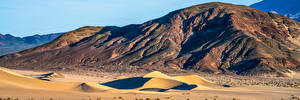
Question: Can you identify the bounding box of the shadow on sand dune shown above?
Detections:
[0,67,216,93]
[101,77,152,89]
[101,76,198,92]
[171,84,198,90]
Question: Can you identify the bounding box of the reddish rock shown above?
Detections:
[0,2,299,76]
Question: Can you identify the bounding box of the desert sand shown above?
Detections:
[0,67,299,100]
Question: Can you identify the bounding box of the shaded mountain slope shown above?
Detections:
[0,2,299,76]
[0,33,62,56]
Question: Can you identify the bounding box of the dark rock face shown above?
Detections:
[0,2,299,76]
[0,33,62,56]
[250,0,300,21]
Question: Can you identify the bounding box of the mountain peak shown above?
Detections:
[0,2,299,77]
[0,33,62,56]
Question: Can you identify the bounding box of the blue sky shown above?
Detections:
[0,0,261,37]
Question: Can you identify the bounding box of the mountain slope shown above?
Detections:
[250,0,300,21]
[0,2,299,76]
[0,33,62,56]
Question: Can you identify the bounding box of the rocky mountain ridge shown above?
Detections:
[0,2,299,77]
[0,33,62,55]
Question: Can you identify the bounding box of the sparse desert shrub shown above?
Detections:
[182,92,190,95]
[5,97,12,100]
[154,98,160,100]
[290,96,300,100]
[170,97,175,100]
[199,73,300,88]
[166,96,173,99]
[213,96,218,100]
[96,97,101,100]
[146,98,151,100]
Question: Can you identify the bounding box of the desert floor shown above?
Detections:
[0,68,299,100]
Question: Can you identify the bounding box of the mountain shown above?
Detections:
[250,0,300,21]
[0,2,299,76]
[0,33,62,56]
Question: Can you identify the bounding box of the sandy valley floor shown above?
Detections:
[0,67,299,100]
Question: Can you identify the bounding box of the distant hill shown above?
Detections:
[250,0,300,21]
[0,33,62,55]
[0,2,299,77]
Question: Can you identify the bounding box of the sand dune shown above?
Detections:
[0,67,216,93]
[75,82,115,92]
[0,67,110,92]
[143,71,172,79]
[145,71,215,86]
[37,72,65,81]
[102,71,216,92]
[144,71,216,89]
[40,72,64,79]
[0,67,75,90]
[1,67,299,100]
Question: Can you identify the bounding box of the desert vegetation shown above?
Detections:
[199,73,300,88]
[55,65,300,89]
[0,95,300,100]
